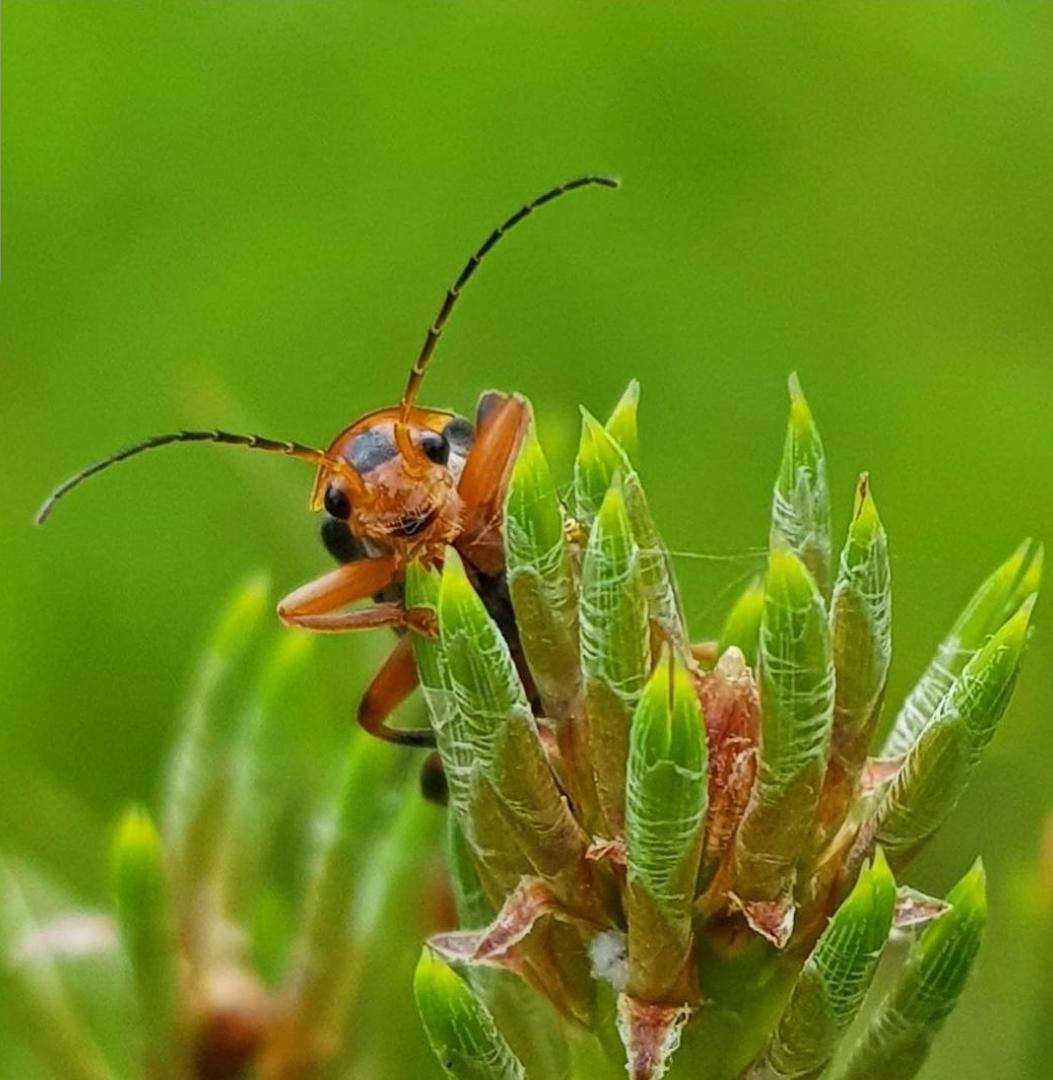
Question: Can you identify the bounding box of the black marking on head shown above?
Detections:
[345,428,397,474]
[442,415,474,457]
[321,516,368,564]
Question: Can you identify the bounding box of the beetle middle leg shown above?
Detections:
[358,636,435,748]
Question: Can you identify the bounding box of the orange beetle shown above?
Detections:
[38,175,618,749]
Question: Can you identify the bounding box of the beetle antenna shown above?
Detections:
[36,429,365,525]
[395,173,619,461]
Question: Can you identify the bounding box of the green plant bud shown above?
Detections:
[819,476,891,844]
[625,653,707,1001]
[604,378,641,469]
[733,549,834,928]
[580,479,650,835]
[837,860,987,1080]
[577,404,685,643]
[414,948,526,1080]
[884,538,1042,758]
[875,598,1034,869]
[438,550,593,910]
[288,732,408,1034]
[574,407,628,529]
[162,572,270,891]
[217,632,319,915]
[111,808,187,1079]
[504,427,582,719]
[757,850,896,1079]
[771,374,831,598]
[719,576,765,668]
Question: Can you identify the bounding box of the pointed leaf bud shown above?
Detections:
[884,538,1042,757]
[581,479,650,834]
[839,861,987,1080]
[414,948,526,1079]
[818,475,892,844]
[771,374,831,598]
[758,850,896,1078]
[875,598,1034,869]
[732,550,834,940]
[625,652,708,1002]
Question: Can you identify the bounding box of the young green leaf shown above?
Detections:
[414,948,526,1080]
[580,478,650,835]
[604,378,641,469]
[504,427,582,720]
[719,576,765,668]
[836,861,987,1080]
[818,475,891,844]
[883,539,1042,758]
[162,572,270,894]
[111,809,187,1079]
[770,374,831,598]
[438,550,593,911]
[756,851,896,1079]
[874,598,1034,869]
[732,549,834,942]
[625,652,707,1002]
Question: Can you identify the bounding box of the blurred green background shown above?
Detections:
[2,2,1052,1076]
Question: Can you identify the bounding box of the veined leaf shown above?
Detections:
[770,374,831,598]
[836,861,987,1080]
[580,478,650,835]
[733,549,834,935]
[818,475,891,844]
[625,652,707,1002]
[883,538,1041,758]
[414,948,525,1080]
[756,851,895,1079]
[875,598,1033,869]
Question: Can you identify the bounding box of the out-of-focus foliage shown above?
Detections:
[3,4,1053,1078]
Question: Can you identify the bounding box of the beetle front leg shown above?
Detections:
[277,556,436,635]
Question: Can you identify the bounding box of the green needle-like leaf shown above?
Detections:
[285,733,404,1037]
[733,549,834,925]
[884,538,1042,758]
[719,576,765,668]
[874,597,1034,869]
[504,427,583,720]
[574,407,628,530]
[580,478,650,835]
[414,949,526,1080]
[757,851,896,1079]
[162,573,270,895]
[836,861,987,1080]
[604,378,641,469]
[819,476,891,844]
[438,550,592,910]
[771,374,831,598]
[576,401,685,641]
[625,652,707,1002]
[111,808,187,1079]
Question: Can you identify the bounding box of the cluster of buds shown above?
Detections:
[411,377,1039,1080]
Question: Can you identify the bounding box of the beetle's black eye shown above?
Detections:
[419,431,449,466]
[324,484,351,520]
